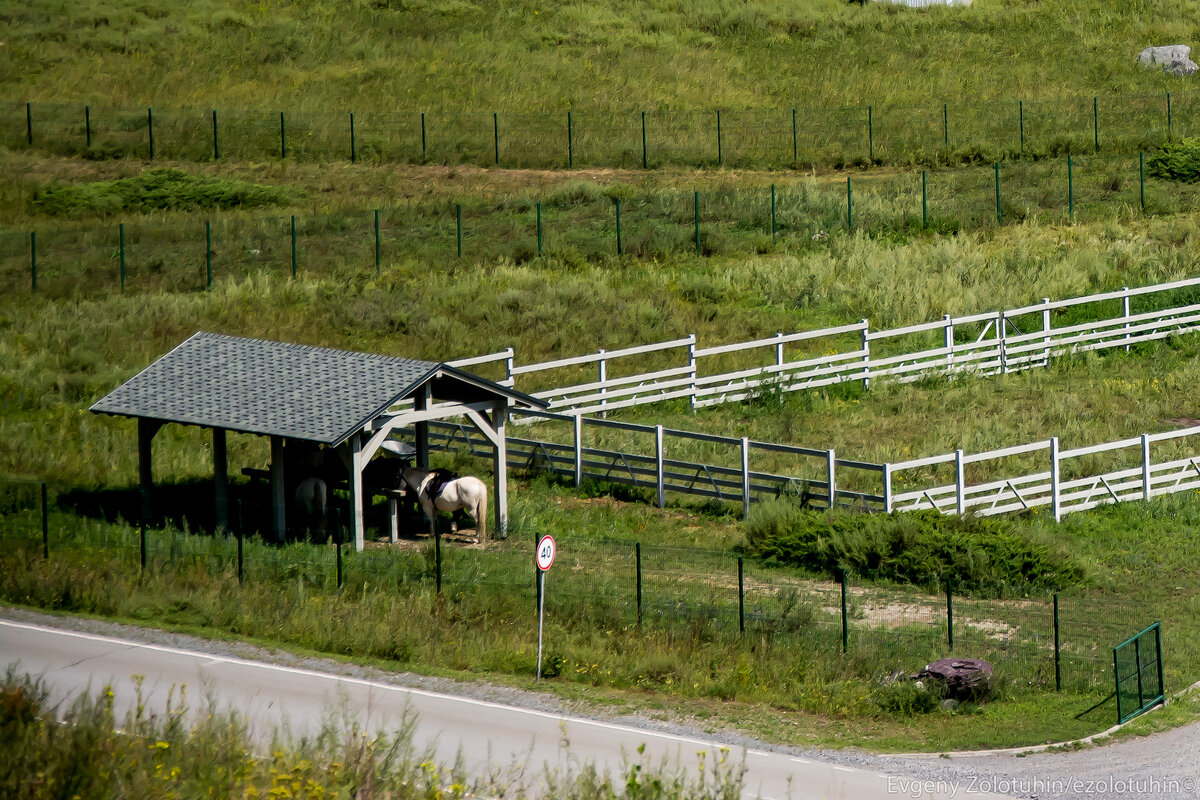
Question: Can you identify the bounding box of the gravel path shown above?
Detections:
[6,606,1198,799]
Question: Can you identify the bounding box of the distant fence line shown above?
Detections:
[4,152,1192,299]
[4,89,1196,170]
[451,276,1200,417]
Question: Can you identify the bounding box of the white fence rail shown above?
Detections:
[455,277,1200,417]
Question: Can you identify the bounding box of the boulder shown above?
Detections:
[911,658,993,702]
[1139,45,1199,76]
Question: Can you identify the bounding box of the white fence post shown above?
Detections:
[655,424,665,509]
[573,414,583,487]
[827,449,837,510]
[955,448,965,515]
[943,314,954,374]
[883,463,893,513]
[505,349,515,388]
[1050,436,1061,522]
[860,319,870,389]
[741,437,751,520]
[775,332,784,366]
[1142,432,1151,502]
[688,336,698,411]
[1042,298,1051,366]
[1123,287,1132,352]
[596,349,607,417]
[998,312,1008,374]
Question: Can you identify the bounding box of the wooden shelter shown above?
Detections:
[90,332,545,550]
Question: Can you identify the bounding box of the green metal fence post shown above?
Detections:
[922,170,928,227]
[567,111,573,168]
[716,109,723,166]
[867,104,874,161]
[635,542,643,628]
[946,575,954,650]
[420,112,426,160]
[694,191,700,255]
[147,107,154,160]
[1068,154,1074,222]
[791,106,798,164]
[140,523,147,572]
[840,567,849,654]
[205,220,212,289]
[212,109,219,160]
[1019,100,1025,152]
[641,110,648,169]
[1093,96,1099,153]
[349,112,356,163]
[280,111,286,159]
[1113,647,1123,723]
[290,215,297,277]
[846,176,852,229]
[1155,624,1164,701]
[943,102,949,148]
[435,527,442,594]
[85,105,91,148]
[770,183,777,243]
[41,482,49,560]
[119,223,126,292]
[737,555,744,633]
[1140,151,1146,211]
[1167,92,1173,137]
[615,197,623,255]
[994,162,1001,225]
[26,101,32,147]
[374,209,381,273]
[1135,636,1144,708]
[456,204,463,259]
[1053,592,1061,691]
[536,202,542,255]
[493,111,500,165]
[29,231,36,295]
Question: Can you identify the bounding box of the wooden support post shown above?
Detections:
[350,432,365,551]
[270,435,286,542]
[573,413,584,487]
[827,448,837,510]
[137,418,161,525]
[213,427,228,534]
[415,385,430,470]
[493,400,508,538]
[1050,436,1061,522]
[955,448,966,515]
[741,437,751,520]
[389,497,399,543]
[883,464,893,513]
[1142,433,1152,502]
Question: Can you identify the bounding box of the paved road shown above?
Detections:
[2,619,1011,800]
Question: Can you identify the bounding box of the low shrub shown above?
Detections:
[1146,138,1200,183]
[742,504,1083,596]
[31,168,295,216]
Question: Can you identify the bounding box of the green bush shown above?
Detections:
[31,168,295,216]
[742,504,1083,596]
[1146,139,1200,183]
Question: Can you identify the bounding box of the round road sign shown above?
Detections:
[536,535,556,571]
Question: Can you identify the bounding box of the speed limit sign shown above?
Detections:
[536,535,556,571]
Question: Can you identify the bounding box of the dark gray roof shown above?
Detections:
[90,332,541,445]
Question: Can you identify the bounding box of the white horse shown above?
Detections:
[401,467,489,544]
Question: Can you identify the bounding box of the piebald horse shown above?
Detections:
[401,467,489,544]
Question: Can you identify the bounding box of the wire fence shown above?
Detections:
[6,153,1200,300]
[0,478,1179,698]
[4,91,1198,170]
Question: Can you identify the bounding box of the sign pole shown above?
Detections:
[537,570,546,681]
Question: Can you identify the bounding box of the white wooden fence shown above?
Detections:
[449,277,1200,417]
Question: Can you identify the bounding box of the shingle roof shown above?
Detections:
[91,332,444,445]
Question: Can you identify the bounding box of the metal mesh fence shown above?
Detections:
[5,92,1198,169]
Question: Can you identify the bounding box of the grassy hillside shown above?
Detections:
[3,0,1198,112]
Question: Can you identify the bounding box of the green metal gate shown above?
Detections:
[1113,622,1164,724]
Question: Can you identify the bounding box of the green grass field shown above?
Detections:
[5,0,1200,758]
